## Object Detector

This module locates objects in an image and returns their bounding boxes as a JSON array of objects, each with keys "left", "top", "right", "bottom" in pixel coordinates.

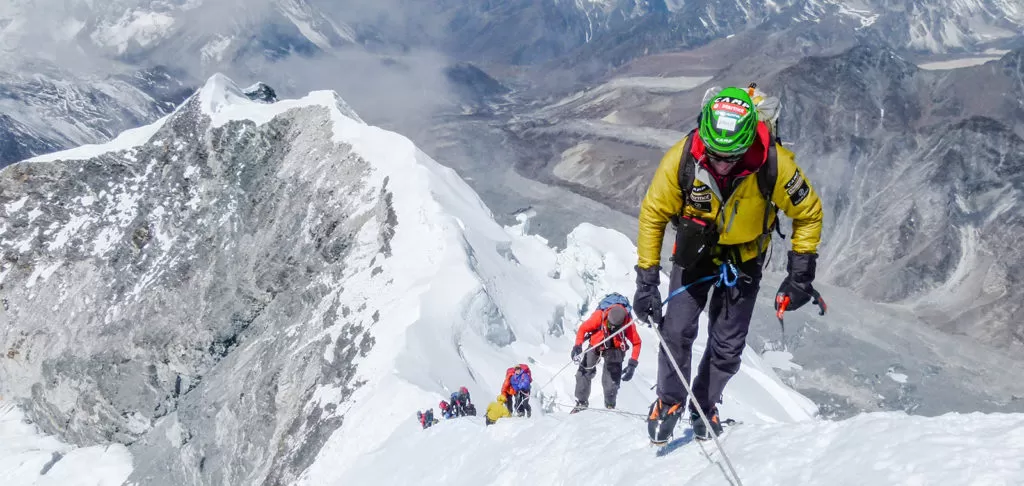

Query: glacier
[{"left": 1, "top": 74, "right": 1023, "bottom": 485}]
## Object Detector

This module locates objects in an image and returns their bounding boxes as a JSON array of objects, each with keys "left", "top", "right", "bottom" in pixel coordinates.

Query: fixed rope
[
  {"left": 552, "top": 402, "right": 648, "bottom": 419},
  {"left": 650, "top": 319, "right": 743, "bottom": 485},
  {"left": 534, "top": 312, "right": 639, "bottom": 412},
  {"left": 534, "top": 261, "right": 746, "bottom": 486}
]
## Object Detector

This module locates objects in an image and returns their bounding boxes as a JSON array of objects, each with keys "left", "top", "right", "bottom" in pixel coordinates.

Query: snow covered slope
[
  {"left": 341, "top": 411, "right": 1024, "bottom": 485},
  {"left": 0, "top": 402, "right": 132, "bottom": 486},
  {"left": 298, "top": 218, "right": 817, "bottom": 484}
]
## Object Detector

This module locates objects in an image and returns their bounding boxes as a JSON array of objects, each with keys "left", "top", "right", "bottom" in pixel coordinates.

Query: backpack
[
  {"left": 510, "top": 370, "right": 531, "bottom": 392},
  {"left": 597, "top": 293, "right": 631, "bottom": 313},
  {"left": 505, "top": 364, "right": 533, "bottom": 393}
]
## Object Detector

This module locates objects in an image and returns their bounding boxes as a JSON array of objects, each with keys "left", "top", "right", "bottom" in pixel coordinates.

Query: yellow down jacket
[
  {"left": 637, "top": 130, "right": 823, "bottom": 269},
  {"left": 486, "top": 399, "right": 511, "bottom": 423}
]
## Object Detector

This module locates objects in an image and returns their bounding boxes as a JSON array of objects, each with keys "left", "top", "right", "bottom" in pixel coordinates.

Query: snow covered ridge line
[
  {"left": 1, "top": 72, "right": 484, "bottom": 485},
  {"left": 26, "top": 73, "right": 364, "bottom": 164}
]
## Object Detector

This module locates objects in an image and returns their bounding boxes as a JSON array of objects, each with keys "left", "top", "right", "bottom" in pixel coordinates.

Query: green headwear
[{"left": 698, "top": 87, "right": 758, "bottom": 157}]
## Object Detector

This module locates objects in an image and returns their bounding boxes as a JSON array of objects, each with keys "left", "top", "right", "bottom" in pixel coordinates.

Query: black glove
[
  {"left": 776, "top": 251, "right": 818, "bottom": 311},
  {"left": 633, "top": 265, "right": 663, "bottom": 325},
  {"left": 571, "top": 345, "right": 583, "bottom": 362},
  {"left": 621, "top": 359, "right": 638, "bottom": 382}
]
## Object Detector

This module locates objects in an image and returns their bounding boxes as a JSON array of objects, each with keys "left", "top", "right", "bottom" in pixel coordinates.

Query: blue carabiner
[
  {"left": 661, "top": 262, "right": 744, "bottom": 307},
  {"left": 717, "top": 262, "right": 739, "bottom": 288}
]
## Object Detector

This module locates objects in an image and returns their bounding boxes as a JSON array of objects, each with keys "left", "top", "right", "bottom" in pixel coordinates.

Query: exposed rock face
[
  {"left": 769, "top": 45, "right": 1024, "bottom": 349},
  {"left": 244, "top": 82, "right": 279, "bottom": 103},
  {"left": 0, "top": 63, "right": 189, "bottom": 168},
  {"left": 0, "top": 76, "right": 391, "bottom": 485}
]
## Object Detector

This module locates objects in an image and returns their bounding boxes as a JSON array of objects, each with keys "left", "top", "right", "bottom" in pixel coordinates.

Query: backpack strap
[
  {"left": 755, "top": 142, "right": 783, "bottom": 266},
  {"left": 677, "top": 130, "right": 697, "bottom": 199},
  {"left": 757, "top": 142, "right": 784, "bottom": 237},
  {"left": 671, "top": 130, "right": 698, "bottom": 228},
  {"left": 757, "top": 142, "right": 778, "bottom": 229}
]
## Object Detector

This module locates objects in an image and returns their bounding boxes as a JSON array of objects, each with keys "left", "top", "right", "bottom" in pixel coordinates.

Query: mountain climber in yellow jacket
[
  {"left": 485, "top": 394, "right": 512, "bottom": 426},
  {"left": 635, "top": 86, "right": 824, "bottom": 444}
]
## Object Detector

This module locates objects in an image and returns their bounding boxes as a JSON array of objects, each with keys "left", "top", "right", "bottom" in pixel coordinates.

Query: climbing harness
[{"left": 660, "top": 261, "right": 746, "bottom": 312}]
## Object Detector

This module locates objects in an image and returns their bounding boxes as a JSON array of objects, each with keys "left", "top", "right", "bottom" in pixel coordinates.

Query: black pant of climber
[
  {"left": 505, "top": 390, "right": 531, "bottom": 417},
  {"left": 649, "top": 259, "right": 760, "bottom": 443},
  {"left": 574, "top": 348, "right": 625, "bottom": 408}
]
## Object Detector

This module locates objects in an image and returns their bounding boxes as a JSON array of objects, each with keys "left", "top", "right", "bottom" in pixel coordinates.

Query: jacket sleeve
[
  {"left": 772, "top": 145, "right": 823, "bottom": 254},
  {"left": 574, "top": 311, "right": 603, "bottom": 346},
  {"left": 626, "top": 319, "right": 642, "bottom": 361},
  {"left": 637, "top": 138, "right": 688, "bottom": 269},
  {"left": 501, "top": 371, "right": 513, "bottom": 395}
]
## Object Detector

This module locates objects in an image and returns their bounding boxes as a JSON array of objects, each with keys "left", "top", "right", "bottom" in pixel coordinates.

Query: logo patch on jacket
[
  {"left": 785, "top": 170, "right": 810, "bottom": 205},
  {"left": 689, "top": 187, "right": 712, "bottom": 212}
]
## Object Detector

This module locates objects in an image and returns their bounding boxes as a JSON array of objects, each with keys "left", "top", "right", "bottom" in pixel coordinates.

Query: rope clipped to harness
[{"left": 660, "top": 262, "right": 744, "bottom": 309}]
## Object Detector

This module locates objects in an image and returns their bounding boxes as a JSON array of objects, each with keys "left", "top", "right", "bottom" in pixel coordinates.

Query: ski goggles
[{"left": 706, "top": 151, "right": 744, "bottom": 164}]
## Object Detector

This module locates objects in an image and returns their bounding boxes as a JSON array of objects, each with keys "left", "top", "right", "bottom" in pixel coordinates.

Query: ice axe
[{"left": 774, "top": 290, "right": 827, "bottom": 338}]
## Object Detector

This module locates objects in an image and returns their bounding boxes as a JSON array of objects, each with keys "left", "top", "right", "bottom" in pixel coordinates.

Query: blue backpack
[
  {"left": 510, "top": 371, "right": 532, "bottom": 392},
  {"left": 597, "top": 293, "right": 632, "bottom": 313}
]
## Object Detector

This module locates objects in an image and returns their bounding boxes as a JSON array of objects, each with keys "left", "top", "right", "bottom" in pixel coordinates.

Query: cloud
[
  {"left": 2, "top": 0, "right": 462, "bottom": 125},
  {"left": 236, "top": 46, "right": 457, "bottom": 132}
]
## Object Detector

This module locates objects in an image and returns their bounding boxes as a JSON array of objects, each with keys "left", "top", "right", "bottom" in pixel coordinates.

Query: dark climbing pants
[
  {"left": 574, "top": 348, "right": 625, "bottom": 407},
  {"left": 505, "top": 390, "right": 531, "bottom": 417},
  {"left": 656, "top": 259, "right": 761, "bottom": 414}
]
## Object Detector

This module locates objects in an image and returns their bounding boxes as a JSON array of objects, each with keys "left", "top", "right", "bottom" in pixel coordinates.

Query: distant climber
[
  {"left": 501, "top": 364, "right": 533, "bottom": 417},
  {"left": 417, "top": 409, "right": 438, "bottom": 429},
  {"left": 485, "top": 394, "right": 512, "bottom": 426},
  {"left": 571, "top": 297, "right": 641, "bottom": 412},
  {"left": 439, "top": 400, "right": 454, "bottom": 419},
  {"left": 448, "top": 386, "right": 477, "bottom": 417}
]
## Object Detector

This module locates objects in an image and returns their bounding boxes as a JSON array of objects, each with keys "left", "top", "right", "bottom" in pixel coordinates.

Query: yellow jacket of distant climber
[
  {"left": 637, "top": 123, "right": 823, "bottom": 269},
  {"left": 485, "top": 396, "right": 511, "bottom": 425}
]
